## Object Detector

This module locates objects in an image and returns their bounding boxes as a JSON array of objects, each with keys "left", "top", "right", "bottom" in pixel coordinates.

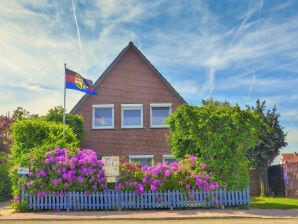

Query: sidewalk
[{"left": 1, "top": 201, "right": 298, "bottom": 220}]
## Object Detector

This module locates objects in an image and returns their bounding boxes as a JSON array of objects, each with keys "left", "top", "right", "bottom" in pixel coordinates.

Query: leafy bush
[
  {"left": 14, "top": 148, "right": 219, "bottom": 205},
  {"left": 166, "top": 100, "right": 264, "bottom": 190},
  {"left": 9, "top": 119, "right": 79, "bottom": 199},
  {"left": 43, "top": 106, "right": 84, "bottom": 142},
  {"left": 25, "top": 148, "right": 106, "bottom": 194},
  {"left": 116, "top": 155, "right": 219, "bottom": 197},
  {"left": 0, "top": 152, "right": 11, "bottom": 201}
]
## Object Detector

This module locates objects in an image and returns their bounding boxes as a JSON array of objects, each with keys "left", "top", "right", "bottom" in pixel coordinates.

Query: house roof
[
  {"left": 71, "top": 41, "right": 186, "bottom": 113},
  {"left": 281, "top": 152, "right": 298, "bottom": 163}
]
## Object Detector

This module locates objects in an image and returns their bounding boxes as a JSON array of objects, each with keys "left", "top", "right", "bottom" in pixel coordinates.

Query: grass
[{"left": 250, "top": 196, "right": 298, "bottom": 209}]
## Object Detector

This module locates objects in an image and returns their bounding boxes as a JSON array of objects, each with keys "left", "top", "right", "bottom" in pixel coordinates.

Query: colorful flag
[{"left": 65, "top": 68, "right": 97, "bottom": 95}]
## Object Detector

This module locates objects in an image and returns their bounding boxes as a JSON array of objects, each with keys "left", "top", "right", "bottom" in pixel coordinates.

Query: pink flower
[
  {"left": 201, "top": 163, "right": 206, "bottom": 169},
  {"left": 164, "top": 170, "right": 170, "bottom": 177},
  {"left": 77, "top": 176, "right": 84, "bottom": 183},
  {"left": 215, "top": 199, "right": 219, "bottom": 206},
  {"left": 189, "top": 194, "right": 195, "bottom": 200},
  {"left": 13, "top": 196, "right": 19, "bottom": 203},
  {"left": 150, "top": 184, "right": 157, "bottom": 192}
]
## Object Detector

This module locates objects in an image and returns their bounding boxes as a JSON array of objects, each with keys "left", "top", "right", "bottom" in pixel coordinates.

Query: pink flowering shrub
[
  {"left": 22, "top": 148, "right": 219, "bottom": 199},
  {"left": 25, "top": 148, "right": 106, "bottom": 195},
  {"left": 116, "top": 155, "right": 219, "bottom": 195}
]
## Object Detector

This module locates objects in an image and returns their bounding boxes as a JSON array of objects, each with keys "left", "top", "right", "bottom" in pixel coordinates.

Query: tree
[
  {"left": 247, "top": 100, "right": 287, "bottom": 195},
  {"left": 0, "top": 114, "right": 15, "bottom": 153},
  {"left": 43, "top": 106, "right": 84, "bottom": 142},
  {"left": 166, "top": 99, "right": 263, "bottom": 190},
  {"left": 12, "top": 107, "right": 38, "bottom": 120}
]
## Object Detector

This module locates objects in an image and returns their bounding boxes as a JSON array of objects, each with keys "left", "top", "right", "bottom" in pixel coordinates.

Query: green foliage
[
  {"left": 43, "top": 106, "right": 84, "bottom": 142},
  {"left": 0, "top": 152, "right": 11, "bottom": 201},
  {"left": 0, "top": 114, "right": 15, "bottom": 153},
  {"left": 166, "top": 99, "right": 263, "bottom": 190},
  {"left": 247, "top": 100, "right": 287, "bottom": 168},
  {"left": 247, "top": 100, "right": 287, "bottom": 195},
  {"left": 12, "top": 107, "right": 38, "bottom": 120},
  {"left": 9, "top": 119, "right": 79, "bottom": 198},
  {"left": 12, "top": 200, "right": 30, "bottom": 212}
]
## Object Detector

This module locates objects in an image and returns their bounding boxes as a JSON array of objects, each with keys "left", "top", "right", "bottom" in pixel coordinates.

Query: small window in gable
[
  {"left": 121, "top": 104, "right": 143, "bottom": 128},
  {"left": 92, "top": 104, "right": 114, "bottom": 129},
  {"left": 150, "top": 103, "right": 172, "bottom": 128}
]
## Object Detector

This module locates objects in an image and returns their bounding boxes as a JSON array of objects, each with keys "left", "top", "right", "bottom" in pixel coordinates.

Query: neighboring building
[
  {"left": 280, "top": 152, "right": 298, "bottom": 164},
  {"left": 280, "top": 152, "right": 298, "bottom": 197},
  {"left": 71, "top": 42, "right": 186, "bottom": 165}
]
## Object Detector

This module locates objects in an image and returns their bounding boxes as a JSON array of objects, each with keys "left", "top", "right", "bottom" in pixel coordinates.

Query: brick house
[{"left": 71, "top": 42, "right": 186, "bottom": 165}]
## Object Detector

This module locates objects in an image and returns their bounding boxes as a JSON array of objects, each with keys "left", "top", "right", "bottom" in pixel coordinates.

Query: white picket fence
[{"left": 25, "top": 187, "right": 250, "bottom": 211}]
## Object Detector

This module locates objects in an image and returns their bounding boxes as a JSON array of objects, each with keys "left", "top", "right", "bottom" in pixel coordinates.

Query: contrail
[{"left": 71, "top": 0, "right": 82, "bottom": 55}]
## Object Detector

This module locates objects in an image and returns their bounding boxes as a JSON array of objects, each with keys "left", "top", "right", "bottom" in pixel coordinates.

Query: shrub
[
  {"left": 115, "top": 155, "right": 219, "bottom": 196},
  {"left": 9, "top": 119, "right": 79, "bottom": 199},
  {"left": 0, "top": 152, "right": 11, "bottom": 201},
  {"left": 24, "top": 148, "right": 106, "bottom": 194},
  {"left": 14, "top": 148, "right": 219, "bottom": 206}
]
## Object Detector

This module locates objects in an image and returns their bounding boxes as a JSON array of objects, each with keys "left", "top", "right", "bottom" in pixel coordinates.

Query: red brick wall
[{"left": 74, "top": 46, "right": 185, "bottom": 162}]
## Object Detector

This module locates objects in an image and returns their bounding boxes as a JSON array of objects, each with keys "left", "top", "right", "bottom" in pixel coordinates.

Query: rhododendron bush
[
  {"left": 17, "top": 148, "right": 219, "bottom": 199},
  {"left": 24, "top": 148, "right": 107, "bottom": 195},
  {"left": 116, "top": 155, "right": 219, "bottom": 195}
]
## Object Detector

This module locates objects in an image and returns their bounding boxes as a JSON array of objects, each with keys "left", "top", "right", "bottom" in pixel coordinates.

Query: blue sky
[{"left": 1, "top": 0, "right": 297, "bottom": 161}]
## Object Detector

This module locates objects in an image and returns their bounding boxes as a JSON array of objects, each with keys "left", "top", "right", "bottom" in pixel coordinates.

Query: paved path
[{"left": 1, "top": 201, "right": 298, "bottom": 221}]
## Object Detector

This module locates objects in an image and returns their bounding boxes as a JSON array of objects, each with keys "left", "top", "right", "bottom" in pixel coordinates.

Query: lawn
[{"left": 250, "top": 196, "right": 298, "bottom": 209}]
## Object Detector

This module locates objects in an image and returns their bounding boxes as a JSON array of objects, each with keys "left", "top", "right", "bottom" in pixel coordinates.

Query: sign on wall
[{"left": 102, "top": 156, "right": 119, "bottom": 183}]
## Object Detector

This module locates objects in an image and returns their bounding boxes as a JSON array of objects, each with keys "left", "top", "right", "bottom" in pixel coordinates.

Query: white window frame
[
  {"left": 163, "top": 154, "right": 176, "bottom": 164},
  {"left": 129, "top": 155, "right": 154, "bottom": 166},
  {"left": 121, "top": 104, "right": 143, "bottom": 128},
  {"left": 92, "top": 104, "right": 114, "bottom": 129},
  {"left": 150, "top": 103, "right": 172, "bottom": 128}
]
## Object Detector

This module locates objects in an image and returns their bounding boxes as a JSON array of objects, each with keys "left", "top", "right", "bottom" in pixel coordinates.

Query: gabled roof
[{"left": 71, "top": 41, "right": 186, "bottom": 113}]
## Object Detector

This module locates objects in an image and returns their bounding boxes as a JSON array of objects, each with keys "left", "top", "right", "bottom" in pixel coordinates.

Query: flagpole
[{"left": 63, "top": 63, "right": 66, "bottom": 138}]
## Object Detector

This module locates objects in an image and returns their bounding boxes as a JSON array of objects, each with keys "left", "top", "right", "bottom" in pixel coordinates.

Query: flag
[{"left": 65, "top": 68, "right": 97, "bottom": 95}]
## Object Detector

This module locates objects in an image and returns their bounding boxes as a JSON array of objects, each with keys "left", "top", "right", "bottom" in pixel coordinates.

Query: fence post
[{"left": 246, "top": 187, "right": 250, "bottom": 207}]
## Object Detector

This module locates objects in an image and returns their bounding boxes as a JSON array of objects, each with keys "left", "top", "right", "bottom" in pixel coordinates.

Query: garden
[{"left": 0, "top": 100, "right": 292, "bottom": 211}]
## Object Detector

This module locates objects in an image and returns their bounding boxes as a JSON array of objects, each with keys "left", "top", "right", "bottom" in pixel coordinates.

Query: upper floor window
[
  {"left": 150, "top": 103, "right": 172, "bottom": 128},
  {"left": 121, "top": 104, "right": 143, "bottom": 128},
  {"left": 92, "top": 104, "right": 114, "bottom": 129}
]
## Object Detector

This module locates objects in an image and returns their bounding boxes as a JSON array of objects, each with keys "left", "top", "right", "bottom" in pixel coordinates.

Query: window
[
  {"left": 92, "top": 104, "right": 114, "bottom": 129},
  {"left": 163, "top": 154, "right": 176, "bottom": 164},
  {"left": 129, "top": 155, "right": 154, "bottom": 166},
  {"left": 121, "top": 104, "right": 143, "bottom": 128},
  {"left": 150, "top": 103, "right": 172, "bottom": 128}
]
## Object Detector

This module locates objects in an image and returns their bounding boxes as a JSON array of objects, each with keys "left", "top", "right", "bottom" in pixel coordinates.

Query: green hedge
[{"left": 0, "top": 152, "right": 11, "bottom": 201}]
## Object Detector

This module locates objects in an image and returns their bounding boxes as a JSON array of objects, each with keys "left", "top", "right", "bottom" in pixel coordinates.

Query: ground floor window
[
  {"left": 163, "top": 154, "right": 176, "bottom": 164},
  {"left": 129, "top": 155, "right": 154, "bottom": 166}
]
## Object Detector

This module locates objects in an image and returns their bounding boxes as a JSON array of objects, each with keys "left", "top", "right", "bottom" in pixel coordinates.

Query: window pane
[
  {"left": 164, "top": 158, "right": 176, "bottom": 164},
  {"left": 152, "top": 107, "right": 170, "bottom": 126},
  {"left": 130, "top": 158, "right": 152, "bottom": 166},
  {"left": 123, "top": 109, "right": 141, "bottom": 126},
  {"left": 94, "top": 108, "right": 112, "bottom": 127}
]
